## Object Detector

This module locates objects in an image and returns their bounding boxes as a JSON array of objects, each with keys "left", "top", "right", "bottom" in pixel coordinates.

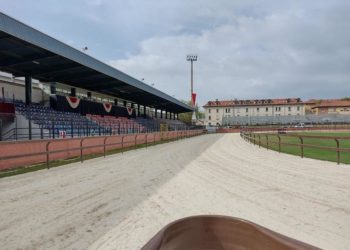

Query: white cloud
[
  {"left": 110, "top": 1, "right": 350, "bottom": 106},
  {"left": 2, "top": 0, "right": 350, "bottom": 106}
]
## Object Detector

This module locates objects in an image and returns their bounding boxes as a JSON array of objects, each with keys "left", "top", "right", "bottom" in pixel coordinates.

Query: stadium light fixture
[
  {"left": 186, "top": 54, "right": 198, "bottom": 105},
  {"left": 186, "top": 54, "right": 198, "bottom": 124}
]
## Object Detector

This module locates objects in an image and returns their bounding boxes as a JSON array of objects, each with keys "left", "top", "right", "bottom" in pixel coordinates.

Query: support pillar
[
  {"left": 114, "top": 99, "right": 118, "bottom": 106},
  {"left": 25, "top": 76, "right": 32, "bottom": 140},
  {"left": 155, "top": 109, "right": 157, "bottom": 118},
  {"left": 123, "top": 100, "right": 127, "bottom": 107},
  {"left": 50, "top": 82, "right": 56, "bottom": 95},
  {"left": 25, "top": 76, "right": 32, "bottom": 105},
  {"left": 70, "top": 87, "right": 76, "bottom": 97},
  {"left": 143, "top": 105, "right": 146, "bottom": 118},
  {"left": 160, "top": 110, "right": 163, "bottom": 118},
  {"left": 137, "top": 104, "right": 141, "bottom": 117}
]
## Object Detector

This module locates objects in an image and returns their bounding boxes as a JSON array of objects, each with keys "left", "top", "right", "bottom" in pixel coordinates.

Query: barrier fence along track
[
  {"left": 0, "top": 130, "right": 204, "bottom": 170},
  {"left": 241, "top": 131, "right": 350, "bottom": 165}
]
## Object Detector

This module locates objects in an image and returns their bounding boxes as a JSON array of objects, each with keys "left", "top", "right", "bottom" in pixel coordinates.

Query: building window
[
  {"left": 208, "top": 116, "right": 211, "bottom": 120},
  {"left": 225, "top": 108, "right": 230, "bottom": 113},
  {"left": 246, "top": 108, "right": 248, "bottom": 112},
  {"left": 288, "top": 107, "right": 291, "bottom": 111},
  {"left": 297, "top": 106, "right": 300, "bottom": 111},
  {"left": 216, "top": 109, "right": 219, "bottom": 113},
  {"left": 208, "top": 122, "right": 211, "bottom": 126},
  {"left": 208, "top": 109, "right": 211, "bottom": 113},
  {"left": 266, "top": 107, "right": 268, "bottom": 112},
  {"left": 257, "top": 107, "right": 260, "bottom": 112}
]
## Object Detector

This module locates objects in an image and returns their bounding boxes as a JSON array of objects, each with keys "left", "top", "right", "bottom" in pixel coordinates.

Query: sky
[{"left": 1, "top": 0, "right": 350, "bottom": 106}]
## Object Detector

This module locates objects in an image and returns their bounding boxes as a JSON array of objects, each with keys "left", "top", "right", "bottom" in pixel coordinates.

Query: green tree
[{"left": 178, "top": 100, "right": 204, "bottom": 124}]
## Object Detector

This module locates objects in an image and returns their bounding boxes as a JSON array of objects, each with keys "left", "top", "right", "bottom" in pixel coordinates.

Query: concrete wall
[{"left": 0, "top": 75, "right": 46, "bottom": 103}]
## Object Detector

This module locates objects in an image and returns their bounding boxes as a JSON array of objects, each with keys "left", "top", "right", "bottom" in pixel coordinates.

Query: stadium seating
[
  {"left": 87, "top": 114, "right": 146, "bottom": 134},
  {"left": 15, "top": 102, "right": 102, "bottom": 138}
]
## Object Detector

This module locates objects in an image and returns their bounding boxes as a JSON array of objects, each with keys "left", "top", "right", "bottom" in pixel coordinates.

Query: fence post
[
  {"left": 277, "top": 135, "right": 281, "bottom": 153},
  {"left": 265, "top": 135, "right": 269, "bottom": 150},
  {"left": 80, "top": 138, "right": 85, "bottom": 163},
  {"left": 46, "top": 141, "right": 51, "bottom": 169},
  {"left": 103, "top": 137, "right": 108, "bottom": 157},
  {"left": 335, "top": 138, "right": 340, "bottom": 165},
  {"left": 121, "top": 135, "right": 125, "bottom": 153},
  {"left": 299, "top": 136, "right": 304, "bottom": 158}
]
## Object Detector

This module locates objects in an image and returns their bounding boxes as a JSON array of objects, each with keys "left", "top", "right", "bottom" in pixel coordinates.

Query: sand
[{"left": 0, "top": 133, "right": 349, "bottom": 250}]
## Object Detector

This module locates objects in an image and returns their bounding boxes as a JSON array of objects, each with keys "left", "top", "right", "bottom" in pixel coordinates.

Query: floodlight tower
[{"left": 186, "top": 54, "right": 197, "bottom": 106}]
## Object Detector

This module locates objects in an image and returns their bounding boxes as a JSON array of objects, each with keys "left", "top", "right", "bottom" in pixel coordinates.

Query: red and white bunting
[
  {"left": 103, "top": 102, "right": 112, "bottom": 113},
  {"left": 66, "top": 96, "right": 80, "bottom": 109},
  {"left": 127, "top": 107, "right": 134, "bottom": 116}
]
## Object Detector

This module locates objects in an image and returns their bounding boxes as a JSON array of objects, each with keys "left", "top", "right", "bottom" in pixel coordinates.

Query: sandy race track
[{"left": 0, "top": 134, "right": 349, "bottom": 250}]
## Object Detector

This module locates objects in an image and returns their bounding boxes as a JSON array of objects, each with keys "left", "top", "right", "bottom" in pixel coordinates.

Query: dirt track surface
[{"left": 0, "top": 134, "right": 349, "bottom": 250}]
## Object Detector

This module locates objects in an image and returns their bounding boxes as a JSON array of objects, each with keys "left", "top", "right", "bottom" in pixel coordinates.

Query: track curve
[{"left": 0, "top": 134, "right": 349, "bottom": 250}]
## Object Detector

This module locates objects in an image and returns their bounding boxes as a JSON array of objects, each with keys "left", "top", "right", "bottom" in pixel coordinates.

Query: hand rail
[
  {"left": 0, "top": 130, "right": 205, "bottom": 170},
  {"left": 241, "top": 131, "right": 349, "bottom": 165}
]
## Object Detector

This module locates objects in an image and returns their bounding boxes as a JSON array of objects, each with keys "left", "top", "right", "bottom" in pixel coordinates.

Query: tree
[{"left": 178, "top": 100, "right": 204, "bottom": 124}]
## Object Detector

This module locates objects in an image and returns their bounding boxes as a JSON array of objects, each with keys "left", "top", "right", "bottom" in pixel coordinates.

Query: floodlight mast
[{"left": 186, "top": 54, "right": 197, "bottom": 107}]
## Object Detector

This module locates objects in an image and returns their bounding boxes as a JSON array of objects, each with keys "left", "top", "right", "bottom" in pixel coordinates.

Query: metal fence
[
  {"left": 223, "top": 114, "right": 350, "bottom": 126},
  {"left": 241, "top": 131, "right": 350, "bottom": 165},
  {"left": 0, "top": 130, "right": 205, "bottom": 170}
]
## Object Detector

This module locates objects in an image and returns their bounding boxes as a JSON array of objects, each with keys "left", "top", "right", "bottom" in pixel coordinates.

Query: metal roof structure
[{"left": 0, "top": 12, "right": 193, "bottom": 113}]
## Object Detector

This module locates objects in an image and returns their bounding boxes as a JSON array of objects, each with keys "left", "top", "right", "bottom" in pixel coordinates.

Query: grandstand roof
[
  {"left": 204, "top": 98, "right": 303, "bottom": 107},
  {"left": 0, "top": 12, "right": 193, "bottom": 113}
]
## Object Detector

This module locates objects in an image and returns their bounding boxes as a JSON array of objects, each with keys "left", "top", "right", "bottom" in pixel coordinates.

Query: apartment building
[
  {"left": 306, "top": 99, "right": 350, "bottom": 115},
  {"left": 203, "top": 98, "right": 305, "bottom": 126}
]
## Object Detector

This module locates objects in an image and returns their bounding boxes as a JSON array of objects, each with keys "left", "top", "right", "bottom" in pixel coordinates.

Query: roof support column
[
  {"left": 137, "top": 104, "right": 140, "bottom": 117},
  {"left": 165, "top": 111, "right": 168, "bottom": 119},
  {"left": 25, "top": 76, "right": 32, "bottom": 105},
  {"left": 160, "top": 110, "right": 163, "bottom": 118},
  {"left": 70, "top": 87, "right": 76, "bottom": 97},
  {"left": 50, "top": 82, "right": 56, "bottom": 95},
  {"left": 25, "top": 76, "right": 32, "bottom": 140},
  {"left": 155, "top": 109, "right": 157, "bottom": 118},
  {"left": 143, "top": 105, "right": 147, "bottom": 118}
]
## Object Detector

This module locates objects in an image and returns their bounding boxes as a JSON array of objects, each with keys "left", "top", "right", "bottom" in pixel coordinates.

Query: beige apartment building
[
  {"left": 203, "top": 98, "right": 305, "bottom": 126},
  {"left": 305, "top": 99, "right": 350, "bottom": 115}
]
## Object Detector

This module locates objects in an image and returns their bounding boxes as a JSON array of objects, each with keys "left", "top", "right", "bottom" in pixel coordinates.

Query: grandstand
[{"left": 0, "top": 13, "right": 193, "bottom": 141}]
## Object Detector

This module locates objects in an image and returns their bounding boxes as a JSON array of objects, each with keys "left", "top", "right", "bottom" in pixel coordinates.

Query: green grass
[
  {"left": 0, "top": 135, "right": 193, "bottom": 179},
  {"left": 250, "top": 131, "right": 350, "bottom": 164}
]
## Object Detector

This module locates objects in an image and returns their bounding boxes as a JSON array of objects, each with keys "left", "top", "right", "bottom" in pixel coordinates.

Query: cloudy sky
[{"left": 1, "top": 0, "right": 349, "bottom": 106}]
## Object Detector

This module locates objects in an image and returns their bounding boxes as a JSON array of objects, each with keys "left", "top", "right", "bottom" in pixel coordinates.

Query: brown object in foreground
[{"left": 142, "top": 215, "right": 319, "bottom": 250}]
